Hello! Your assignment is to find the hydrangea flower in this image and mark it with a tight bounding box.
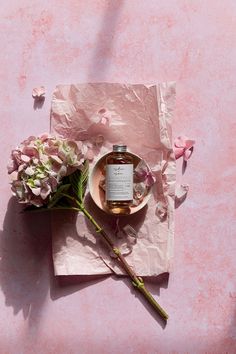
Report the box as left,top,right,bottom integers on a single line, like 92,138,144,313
7,134,85,207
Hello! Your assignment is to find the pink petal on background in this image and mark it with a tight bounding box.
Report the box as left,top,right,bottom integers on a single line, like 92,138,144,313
174,136,195,160
174,136,187,148
185,139,195,149
184,149,193,161
175,184,189,208
32,86,46,99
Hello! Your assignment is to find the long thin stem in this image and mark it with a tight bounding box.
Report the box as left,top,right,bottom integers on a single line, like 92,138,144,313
59,194,168,321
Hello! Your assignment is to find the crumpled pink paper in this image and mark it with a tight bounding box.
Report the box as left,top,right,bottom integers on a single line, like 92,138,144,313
50,82,176,277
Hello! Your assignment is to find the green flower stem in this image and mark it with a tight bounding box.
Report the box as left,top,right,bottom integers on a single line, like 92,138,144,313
65,200,168,321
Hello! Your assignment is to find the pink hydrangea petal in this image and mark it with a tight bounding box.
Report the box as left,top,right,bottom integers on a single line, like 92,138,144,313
67,140,78,151
185,139,195,149
44,146,59,155
75,141,83,150
40,133,50,141
7,159,17,173
32,86,45,99
58,165,67,178
30,187,41,196
12,181,27,200
9,171,18,181
100,116,109,125
12,150,23,165
135,160,149,181
174,136,187,148
22,146,38,158
48,176,58,192
25,166,35,176
21,154,31,163
18,164,26,172
175,184,189,208
22,136,36,145
146,173,156,187
40,183,51,200
173,146,185,160
30,196,44,207
40,153,49,164
50,155,63,164
183,148,193,161
173,136,195,161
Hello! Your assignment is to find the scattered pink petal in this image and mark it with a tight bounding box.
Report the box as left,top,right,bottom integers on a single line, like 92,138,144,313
156,201,168,221
32,86,45,99
175,184,189,208
173,136,195,161
134,160,156,186
100,116,109,125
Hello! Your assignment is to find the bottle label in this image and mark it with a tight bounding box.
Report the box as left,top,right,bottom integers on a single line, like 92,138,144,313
106,164,133,201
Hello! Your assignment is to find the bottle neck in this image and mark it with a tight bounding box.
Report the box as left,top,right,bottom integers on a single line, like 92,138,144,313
113,145,127,153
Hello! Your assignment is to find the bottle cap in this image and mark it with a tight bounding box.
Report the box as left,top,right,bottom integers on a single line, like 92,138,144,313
113,145,127,152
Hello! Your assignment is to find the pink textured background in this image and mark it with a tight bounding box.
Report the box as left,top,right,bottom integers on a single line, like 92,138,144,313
0,1,236,353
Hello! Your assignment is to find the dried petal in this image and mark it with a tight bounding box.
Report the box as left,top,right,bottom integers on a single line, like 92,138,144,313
32,86,45,99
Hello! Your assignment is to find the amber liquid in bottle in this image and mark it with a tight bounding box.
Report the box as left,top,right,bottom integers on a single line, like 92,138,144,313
105,145,133,215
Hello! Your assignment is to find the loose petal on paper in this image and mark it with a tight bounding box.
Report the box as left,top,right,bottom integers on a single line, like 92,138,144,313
156,201,168,221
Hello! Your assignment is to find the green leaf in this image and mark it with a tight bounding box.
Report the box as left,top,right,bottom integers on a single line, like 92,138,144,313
47,183,71,208
69,161,89,204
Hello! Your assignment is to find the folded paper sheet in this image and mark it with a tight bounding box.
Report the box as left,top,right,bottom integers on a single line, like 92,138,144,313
50,82,176,277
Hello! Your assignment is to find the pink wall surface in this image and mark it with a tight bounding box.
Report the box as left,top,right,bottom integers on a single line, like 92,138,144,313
0,1,236,353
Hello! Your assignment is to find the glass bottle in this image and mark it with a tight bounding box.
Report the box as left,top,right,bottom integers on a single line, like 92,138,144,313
105,145,133,215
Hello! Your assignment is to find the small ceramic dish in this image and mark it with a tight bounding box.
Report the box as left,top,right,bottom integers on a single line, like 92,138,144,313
89,152,152,215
